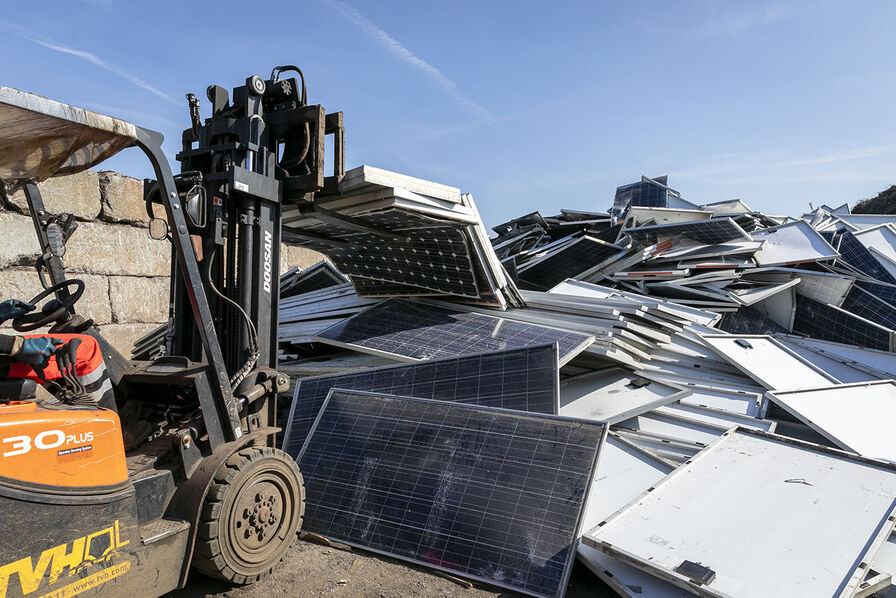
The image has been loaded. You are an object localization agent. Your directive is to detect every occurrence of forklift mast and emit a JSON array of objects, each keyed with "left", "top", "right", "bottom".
[{"left": 167, "top": 67, "right": 344, "bottom": 430}]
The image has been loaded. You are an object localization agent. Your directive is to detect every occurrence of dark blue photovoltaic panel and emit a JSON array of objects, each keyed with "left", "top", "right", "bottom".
[
  {"left": 717, "top": 306, "right": 788, "bottom": 335},
  {"left": 623, "top": 218, "right": 751, "bottom": 246},
  {"left": 857, "top": 280, "right": 896, "bottom": 304},
  {"left": 794, "top": 294, "right": 893, "bottom": 351},
  {"left": 315, "top": 299, "right": 592, "bottom": 363},
  {"left": 836, "top": 232, "right": 896, "bottom": 284},
  {"left": 841, "top": 287, "right": 896, "bottom": 330},
  {"left": 281, "top": 344, "right": 560, "bottom": 456},
  {"left": 517, "top": 237, "right": 622, "bottom": 290},
  {"left": 297, "top": 390, "right": 605, "bottom": 598},
  {"left": 611, "top": 179, "right": 670, "bottom": 217}
]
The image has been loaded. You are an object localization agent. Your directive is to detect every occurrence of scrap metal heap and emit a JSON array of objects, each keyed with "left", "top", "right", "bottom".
[{"left": 252, "top": 168, "right": 896, "bottom": 598}]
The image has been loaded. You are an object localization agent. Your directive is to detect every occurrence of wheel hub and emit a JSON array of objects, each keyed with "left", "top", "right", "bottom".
[{"left": 234, "top": 481, "right": 285, "bottom": 550}]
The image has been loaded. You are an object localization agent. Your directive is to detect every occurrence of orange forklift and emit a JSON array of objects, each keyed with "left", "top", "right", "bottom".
[{"left": 0, "top": 68, "right": 345, "bottom": 598}]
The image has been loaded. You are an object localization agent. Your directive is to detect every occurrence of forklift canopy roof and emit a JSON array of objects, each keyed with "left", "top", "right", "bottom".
[{"left": 0, "top": 86, "right": 136, "bottom": 186}]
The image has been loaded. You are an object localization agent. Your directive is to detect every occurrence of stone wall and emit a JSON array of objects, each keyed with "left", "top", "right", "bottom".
[{"left": 0, "top": 170, "right": 326, "bottom": 356}]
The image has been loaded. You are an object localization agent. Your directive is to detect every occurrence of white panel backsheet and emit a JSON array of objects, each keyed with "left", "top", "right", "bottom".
[
  {"left": 559, "top": 368, "right": 687, "bottom": 424},
  {"left": 767, "top": 381, "right": 896, "bottom": 461},
  {"left": 700, "top": 334, "right": 836, "bottom": 390},
  {"left": 750, "top": 220, "right": 839, "bottom": 266},
  {"left": 584, "top": 429, "right": 896, "bottom": 598}
]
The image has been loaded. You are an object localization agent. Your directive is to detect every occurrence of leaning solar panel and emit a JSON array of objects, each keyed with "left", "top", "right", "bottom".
[
  {"left": 841, "top": 286, "right": 896, "bottom": 330},
  {"left": 281, "top": 261, "right": 348, "bottom": 298},
  {"left": 717, "top": 305, "right": 788, "bottom": 335},
  {"left": 794, "top": 294, "right": 895, "bottom": 352},
  {"left": 858, "top": 280, "right": 896, "bottom": 304},
  {"left": 281, "top": 344, "right": 560, "bottom": 455},
  {"left": 517, "top": 236, "right": 623, "bottom": 290},
  {"left": 623, "top": 217, "right": 751, "bottom": 246},
  {"left": 315, "top": 298, "right": 593, "bottom": 364},
  {"left": 611, "top": 179, "right": 669, "bottom": 217},
  {"left": 836, "top": 231, "right": 896, "bottom": 284},
  {"left": 296, "top": 390, "right": 605, "bottom": 598},
  {"left": 327, "top": 227, "right": 482, "bottom": 298}
]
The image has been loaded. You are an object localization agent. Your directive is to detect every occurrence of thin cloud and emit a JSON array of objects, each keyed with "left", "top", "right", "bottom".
[
  {"left": 325, "top": 0, "right": 497, "bottom": 126},
  {"left": 1, "top": 22, "right": 178, "bottom": 105}
]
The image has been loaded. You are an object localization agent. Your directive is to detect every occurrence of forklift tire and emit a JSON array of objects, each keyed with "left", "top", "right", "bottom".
[{"left": 193, "top": 446, "right": 305, "bottom": 584}]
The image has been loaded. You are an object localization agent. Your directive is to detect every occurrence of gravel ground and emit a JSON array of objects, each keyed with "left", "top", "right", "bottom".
[{"left": 167, "top": 538, "right": 614, "bottom": 598}]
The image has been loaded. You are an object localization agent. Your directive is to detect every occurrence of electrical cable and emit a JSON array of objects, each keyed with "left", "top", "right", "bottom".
[{"left": 206, "top": 248, "right": 259, "bottom": 389}]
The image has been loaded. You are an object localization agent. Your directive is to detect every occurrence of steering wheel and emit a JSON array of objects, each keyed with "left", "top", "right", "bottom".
[{"left": 12, "top": 280, "right": 85, "bottom": 332}]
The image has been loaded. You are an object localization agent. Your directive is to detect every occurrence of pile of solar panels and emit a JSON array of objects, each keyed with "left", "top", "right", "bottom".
[
  {"left": 492, "top": 175, "right": 896, "bottom": 353},
  {"left": 281, "top": 165, "right": 522, "bottom": 308},
  {"left": 275, "top": 169, "right": 896, "bottom": 598}
]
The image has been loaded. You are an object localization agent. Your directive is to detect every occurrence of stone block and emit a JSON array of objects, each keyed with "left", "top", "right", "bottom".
[
  {"left": 280, "top": 244, "right": 328, "bottom": 274},
  {"left": 95, "top": 323, "right": 161, "bottom": 358},
  {"left": 0, "top": 212, "right": 40, "bottom": 268},
  {"left": 5, "top": 171, "right": 101, "bottom": 221},
  {"left": 65, "top": 222, "right": 170, "bottom": 276},
  {"left": 0, "top": 271, "right": 112, "bottom": 326},
  {"left": 99, "top": 171, "right": 148, "bottom": 224},
  {"left": 109, "top": 276, "right": 169, "bottom": 323}
]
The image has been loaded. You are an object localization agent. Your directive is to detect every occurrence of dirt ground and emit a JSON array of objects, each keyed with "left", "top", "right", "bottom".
[{"left": 167, "top": 538, "right": 615, "bottom": 598}]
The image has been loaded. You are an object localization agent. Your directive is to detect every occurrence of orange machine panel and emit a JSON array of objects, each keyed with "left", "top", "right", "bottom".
[{"left": 0, "top": 402, "right": 127, "bottom": 488}]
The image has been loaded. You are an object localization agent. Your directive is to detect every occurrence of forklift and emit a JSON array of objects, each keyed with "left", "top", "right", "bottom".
[{"left": 0, "top": 67, "right": 344, "bottom": 597}]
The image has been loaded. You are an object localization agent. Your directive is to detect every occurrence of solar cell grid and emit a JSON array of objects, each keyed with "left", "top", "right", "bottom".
[
  {"left": 623, "top": 218, "right": 751, "bottom": 246},
  {"left": 517, "top": 237, "right": 622, "bottom": 290},
  {"left": 794, "top": 294, "right": 894, "bottom": 352},
  {"left": 315, "top": 299, "right": 593, "bottom": 363},
  {"left": 296, "top": 390, "right": 605, "bottom": 598},
  {"left": 281, "top": 344, "right": 560, "bottom": 455},
  {"left": 328, "top": 227, "right": 481, "bottom": 298},
  {"left": 836, "top": 232, "right": 896, "bottom": 284},
  {"left": 841, "top": 287, "right": 896, "bottom": 330}
]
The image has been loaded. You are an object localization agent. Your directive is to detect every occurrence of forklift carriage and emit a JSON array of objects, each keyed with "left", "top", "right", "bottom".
[{"left": 0, "top": 69, "right": 344, "bottom": 598}]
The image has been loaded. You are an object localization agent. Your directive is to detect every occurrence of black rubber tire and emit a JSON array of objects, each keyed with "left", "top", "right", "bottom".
[{"left": 193, "top": 447, "right": 305, "bottom": 584}]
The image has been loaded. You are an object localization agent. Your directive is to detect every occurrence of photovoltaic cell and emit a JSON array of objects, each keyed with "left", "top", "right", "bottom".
[
  {"left": 836, "top": 232, "right": 896, "bottom": 284},
  {"left": 281, "top": 262, "right": 348, "bottom": 298},
  {"left": 517, "top": 236, "right": 623, "bottom": 291},
  {"left": 858, "top": 280, "right": 896, "bottom": 304},
  {"left": 841, "top": 286, "right": 896, "bottom": 330},
  {"left": 717, "top": 306, "right": 788, "bottom": 335},
  {"left": 281, "top": 344, "right": 560, "bottom": 455},
  {"left": 611, "top": 179, "right": 670, "bottom": 217},
  {"left": 623, "top": 217, "right": 751, "bottom": 246},
  {"left": 315, "top": 299, "right": 593, "bottom": 364},
  {"left": 296, "top": 390, "right": 605, "bottom": 598},
  {"left": 794, "top": 294, "right": 894, "bottom": 352},
  {"left": 327, "top": 227, "right": 481, "bottom": 298}
]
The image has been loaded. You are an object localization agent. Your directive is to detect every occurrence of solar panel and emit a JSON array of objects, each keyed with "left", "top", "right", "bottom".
[
  {"left": 794, "top": 294, "right": 894, "bottom": 352},
  {"left": 281, "top": 344, "right": 560, "bottom": 455},
  {"left": 281, "top": 261, "right": 348, "bottom": 298},
  {"left": 836, "top": 232, "right": 896, "bottom": 284},
  {"left": 296, "top": 390, "right": 605, "bottom": 598},
  {"left": 858, "top": 280, "right": 896, "bottom": 304},
  {"left": 717, "top": 306, "right": 788, "bottom": 335},
  {"left": 611, "top": 178, "right": 671, "bottom": 218},
  {"left": 841, "top": 286, "right": 896, "bottom": 330},
  {"left": 517, "top": 236, "right": 623, "bottom": 290},
  {"left": 326, "top": 227, "right": 482, "bottom": 298},
  {"left": 623, "top": 217, "right": 751, "bottom": 246},
  {"left": 315, "top": 298, "right": 593, "bottom": 364}
]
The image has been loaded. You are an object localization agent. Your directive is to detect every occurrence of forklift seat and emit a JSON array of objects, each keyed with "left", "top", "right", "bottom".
[{"left": 0, "top": 378, "right": 37, "bottom": 401}]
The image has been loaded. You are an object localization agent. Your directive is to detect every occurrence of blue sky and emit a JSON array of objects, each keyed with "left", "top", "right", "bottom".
[{"left": 2, "top": 0, "right": 895, "bottom": 226}]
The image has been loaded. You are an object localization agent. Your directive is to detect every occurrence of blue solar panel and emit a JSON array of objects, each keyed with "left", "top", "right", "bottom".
[
  {"left": 836, "top": 232, "right": 896, "bottom": 284},
  {"left": 315, "top": 299, "right": 593, "bottom": 364},
  {"left": 281, "top": 344, "right": 560, "bottom": 455},
  {"left": 841, "top": 286, "right": 896, "bottom": 330},
  {"left": 296, "top": 390, "right": 605, "bottom": 598},
  {"left": 794, "top": 294, "right": 893, "bottom": 351}
]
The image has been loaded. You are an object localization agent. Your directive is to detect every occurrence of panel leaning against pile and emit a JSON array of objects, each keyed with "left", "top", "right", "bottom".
[{"left": 147, "top": 168, "right": 896, "bottom": 597}]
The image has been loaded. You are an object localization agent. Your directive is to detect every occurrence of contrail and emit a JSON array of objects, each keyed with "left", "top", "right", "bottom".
[
  {"left": 2, "top": 22, "right": 179, "bottom": 106},
  {"left": 327, "top": 0, "right": 497, "bottom": 126}
]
